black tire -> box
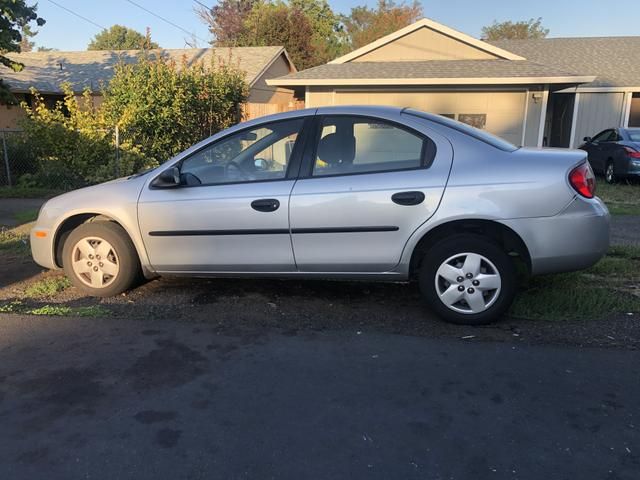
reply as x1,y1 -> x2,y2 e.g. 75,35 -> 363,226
62,221 -> 141,297
605,161 -> 616,184
418,234 -> 517,325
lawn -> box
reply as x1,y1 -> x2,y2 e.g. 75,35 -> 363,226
510,245 -> 640,320
596,181 -> 640,215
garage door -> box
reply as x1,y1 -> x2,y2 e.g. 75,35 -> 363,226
332,91 -> 526,146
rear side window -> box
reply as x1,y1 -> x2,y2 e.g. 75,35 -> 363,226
404,108 -> 518,152
312,116 -> 432,177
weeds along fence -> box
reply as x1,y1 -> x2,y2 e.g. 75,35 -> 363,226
0,102 -> 304,190
1,126 -> 171,190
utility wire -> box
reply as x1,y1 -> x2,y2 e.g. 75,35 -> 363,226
46,0 -> 107,30
124,0 -> 209,45
192,0 -> 210,10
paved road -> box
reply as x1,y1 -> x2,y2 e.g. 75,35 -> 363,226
0,315 -> 638,479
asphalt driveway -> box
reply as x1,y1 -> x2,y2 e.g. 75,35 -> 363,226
0,314 -> 639,479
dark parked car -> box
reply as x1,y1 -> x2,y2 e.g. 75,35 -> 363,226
579,128 -> 640,183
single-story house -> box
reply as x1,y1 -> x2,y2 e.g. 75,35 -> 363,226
268,18 -> 640,148
0,46 -> 297,129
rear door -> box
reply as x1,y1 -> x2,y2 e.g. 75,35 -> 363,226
288,110 -> 453,272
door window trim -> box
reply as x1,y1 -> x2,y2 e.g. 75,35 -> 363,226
298,114 -> 437,180
149,116 -> 314,190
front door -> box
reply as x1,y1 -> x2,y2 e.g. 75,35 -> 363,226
138,117 -> 308,273
289,113 -> 452,272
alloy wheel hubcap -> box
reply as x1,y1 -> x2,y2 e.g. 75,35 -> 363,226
606,165 -> 614,182
71,237 -> 119,288
434,252 -> 501,314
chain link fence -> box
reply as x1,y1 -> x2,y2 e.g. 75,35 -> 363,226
0,126 -> 168,191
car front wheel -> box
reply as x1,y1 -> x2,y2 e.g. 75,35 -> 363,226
605,161 -> 616,184
419,234 -> 517,325
63,221 -> 141,297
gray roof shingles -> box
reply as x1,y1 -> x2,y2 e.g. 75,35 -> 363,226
271,59 -> 585,83
489,37 -> 640,87
1,46 -> 285,94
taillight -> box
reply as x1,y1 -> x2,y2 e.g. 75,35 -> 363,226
624,147 -> 640,159
569,162 -> 595,198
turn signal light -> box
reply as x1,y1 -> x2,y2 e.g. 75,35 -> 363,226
569,162 -> 595,199
34,231 -> 47,238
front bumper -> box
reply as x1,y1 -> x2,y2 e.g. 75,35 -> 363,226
30,226 -> 58,270
502,197 -> 610,275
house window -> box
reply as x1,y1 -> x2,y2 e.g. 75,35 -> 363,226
458,114 -> 487,130
437,113 -> 487,130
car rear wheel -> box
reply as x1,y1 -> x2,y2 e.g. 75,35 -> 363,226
63,221 -> 141,297
605,161 -> 616,184
419,234 -> 517,325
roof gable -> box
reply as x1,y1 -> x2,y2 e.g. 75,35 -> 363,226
331,18 -> 526,64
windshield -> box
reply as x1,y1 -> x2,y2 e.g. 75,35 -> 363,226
403,108 -> 519,152
628,129 -> 640,142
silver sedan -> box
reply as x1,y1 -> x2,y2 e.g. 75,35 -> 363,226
30,106 -> 610,324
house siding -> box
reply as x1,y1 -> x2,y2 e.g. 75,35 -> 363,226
247,55 -> 295,105
351,27 -> 499,62
573,92 -> 625,145
306,87 -> 533,146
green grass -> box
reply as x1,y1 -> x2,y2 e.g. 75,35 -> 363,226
596,181 -> 640,216
0,300 -> 110,317
23,276 -> 72,298
510,245 -> 640,320
13,208 -> 39,225
0,187 -> 62,199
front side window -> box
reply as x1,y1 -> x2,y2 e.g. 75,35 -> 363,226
591,130 -> 614,143
180,118 -> 304,186
312,116 -> 427,177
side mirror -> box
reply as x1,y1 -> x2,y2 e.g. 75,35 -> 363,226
583,136 -> 592,143
254,158 -> 268,171
152,166 -> 181,188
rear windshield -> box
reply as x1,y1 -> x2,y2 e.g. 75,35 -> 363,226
403,108 -> 519,152
628,130 -> 640,142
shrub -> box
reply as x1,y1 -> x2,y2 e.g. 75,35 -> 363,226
16,53 -> 248,189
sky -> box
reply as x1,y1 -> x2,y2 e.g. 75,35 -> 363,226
31,0 -> 640,52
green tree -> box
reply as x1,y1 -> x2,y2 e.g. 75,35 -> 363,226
481,17 -> 549,41
0,0 -> 45,102
289,0 -> 345,63
341,0 -> 422,51
88,25 -> 159,50
239,2 -> 318,69
198,0 -> 341,68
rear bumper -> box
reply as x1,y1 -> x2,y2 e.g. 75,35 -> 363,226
502,197 -> 610,275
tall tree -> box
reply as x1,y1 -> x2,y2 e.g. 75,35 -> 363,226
481,17 -> 549,41
0,0 -> 45,101
88,25 -> 159,50
196,0 -> 258,47
19,24 -> 37,52
240,3 -> 317,69
341,0 -> 422,51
